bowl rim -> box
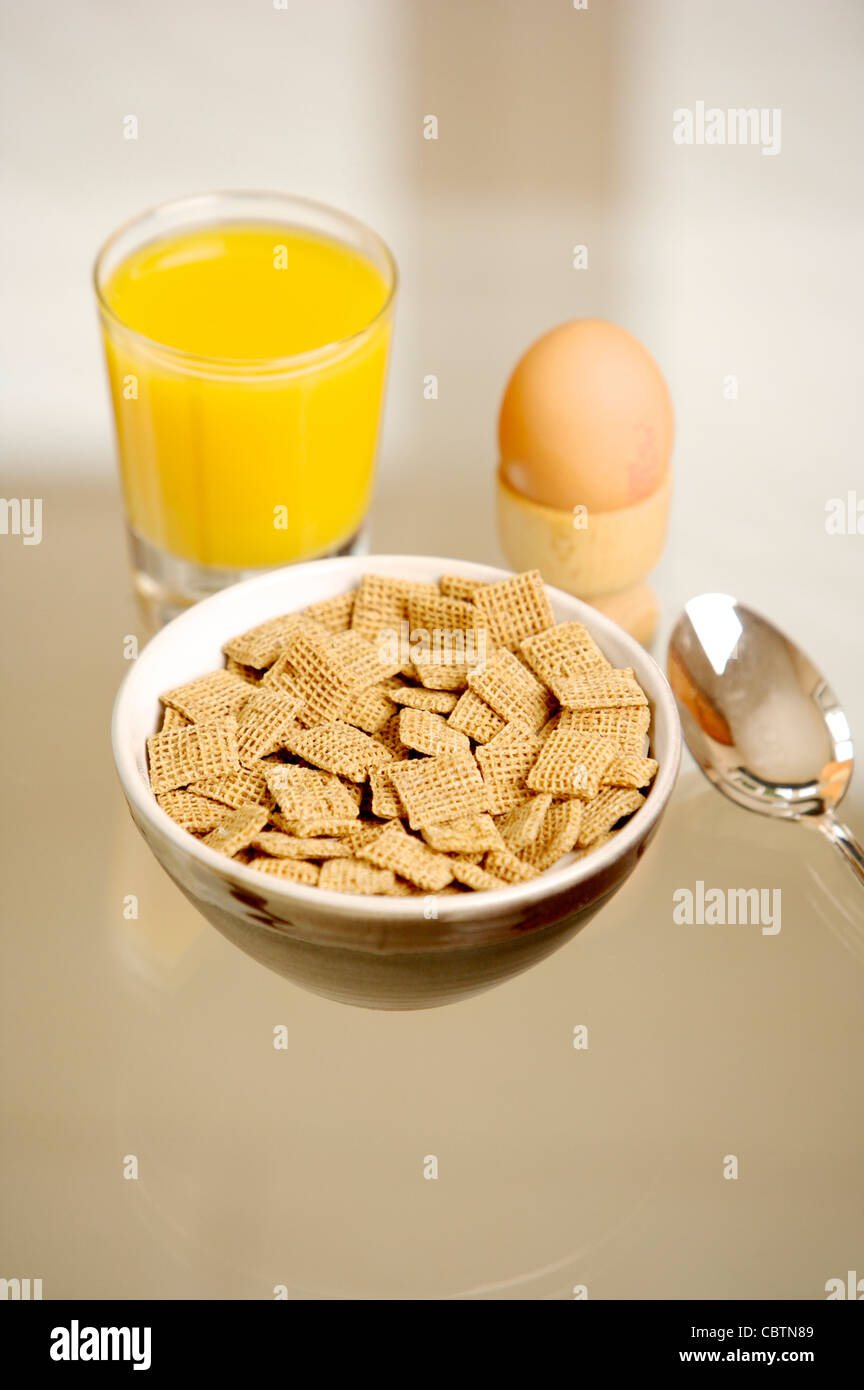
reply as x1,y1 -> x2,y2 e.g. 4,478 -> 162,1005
112,555 -> 681,921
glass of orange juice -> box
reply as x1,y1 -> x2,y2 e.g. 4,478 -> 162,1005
94,192 -> 397,629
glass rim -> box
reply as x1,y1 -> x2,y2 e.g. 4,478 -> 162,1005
92,189 -> 399,373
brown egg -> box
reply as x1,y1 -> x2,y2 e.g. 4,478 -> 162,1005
498,319 -> 674,513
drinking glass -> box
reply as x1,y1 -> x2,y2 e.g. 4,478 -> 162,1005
94,192 -> 397,629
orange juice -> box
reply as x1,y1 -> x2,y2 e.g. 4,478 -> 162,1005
100,221 -> 393,571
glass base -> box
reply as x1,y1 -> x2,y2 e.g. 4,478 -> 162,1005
129,527 -> 369,635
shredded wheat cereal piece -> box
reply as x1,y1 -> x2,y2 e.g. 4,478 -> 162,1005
225,657 -> 262,684
338,777 -> 364,806
251,832 -> 353,860
577,830 -> 616,855
474,724 -> 544,814
283,627 -> 390,725
407,598 -> 492,691
558,705 -> 651,754
341,821 -> 393,854
447,688 -> 505,743
301,590 -> 355,633
449,858 -> 509,892
550,667 -> 648,711
526,731 -> 619,799
147,717 -> 240,794
439,575 -> 486,602
519,622 -> 609,684
397,707 -> 471,757
518,799 -> 584,871
223,613 -> 324,670
263,764 -> 360,823
495,793 -> 553,849
483,846 -> 541,884
350,574 -> 438,644
156,790 -> 236,834
421,814 -> 505,854
160,705 -> 190,730
410,660 -> 474,693
382,876 -> 421,896
372,713 -> 406,759
161,669 -> 251,724
260,654 -> 305,702
271,814 -> 360,837
343,678 -> 401,733
318,858 -> 397,895
411,638 -> 493,691
467,649 -> 554,732
248,857 -> 320,884
358,821 -> 454,892
389,686 -> 460,714
201,803 -> 270,857
578,788 -> 645,846
288,720 -> 393,782
386,750 -> 487,830
407,592 -> 487,635
472,569 -> 554,651
191,762 -> 273,810
537,713 -> 560,743
329,629 -> 403,683
601,753 -> 658,790
369,762 -> 409,819
235,688 -> 305,767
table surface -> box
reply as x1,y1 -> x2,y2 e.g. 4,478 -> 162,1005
1,481 -> 862,1300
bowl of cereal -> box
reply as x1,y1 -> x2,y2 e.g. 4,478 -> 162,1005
112,557 -> 680,1009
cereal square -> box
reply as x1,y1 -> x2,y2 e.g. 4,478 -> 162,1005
161,669 -> 251,723
289,721 -> 394,782
386,751 -> 487,829
201,803 -> 270,858
472,569 -> 554,650
474,724 -> 544,814
447,688 -> 505,744
601,753 -> 659,790
550,667 -> 648,711
526,730 -> 619,799
494,793 -> 553,850
578,788 -> 645,846
301,590 -> 355,633
156,790 -> 236,834
519,622 -> 609,685
483,847 -> 541,883
467,649 -> 554,732
558,705 -> 651,753
263,764 -> 360,822
518,799 -> 584,871
236,688 -> 304,767
249,857 -> 320,884
421,814 -> 505,854
397,707 -> 471,757
358,821 -> 454,892
318,858 -> 398,895
147,717 -> 240,794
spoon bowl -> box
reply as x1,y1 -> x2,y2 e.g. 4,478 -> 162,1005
668,593 -> 863,883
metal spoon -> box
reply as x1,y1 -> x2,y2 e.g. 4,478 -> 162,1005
668,593 -> 864,885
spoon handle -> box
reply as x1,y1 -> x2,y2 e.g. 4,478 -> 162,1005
817,815 -> 864,887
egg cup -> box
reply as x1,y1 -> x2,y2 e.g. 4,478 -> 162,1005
496,466 -> 672,645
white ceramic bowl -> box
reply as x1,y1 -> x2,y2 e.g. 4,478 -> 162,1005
112,556 -> 681,1009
